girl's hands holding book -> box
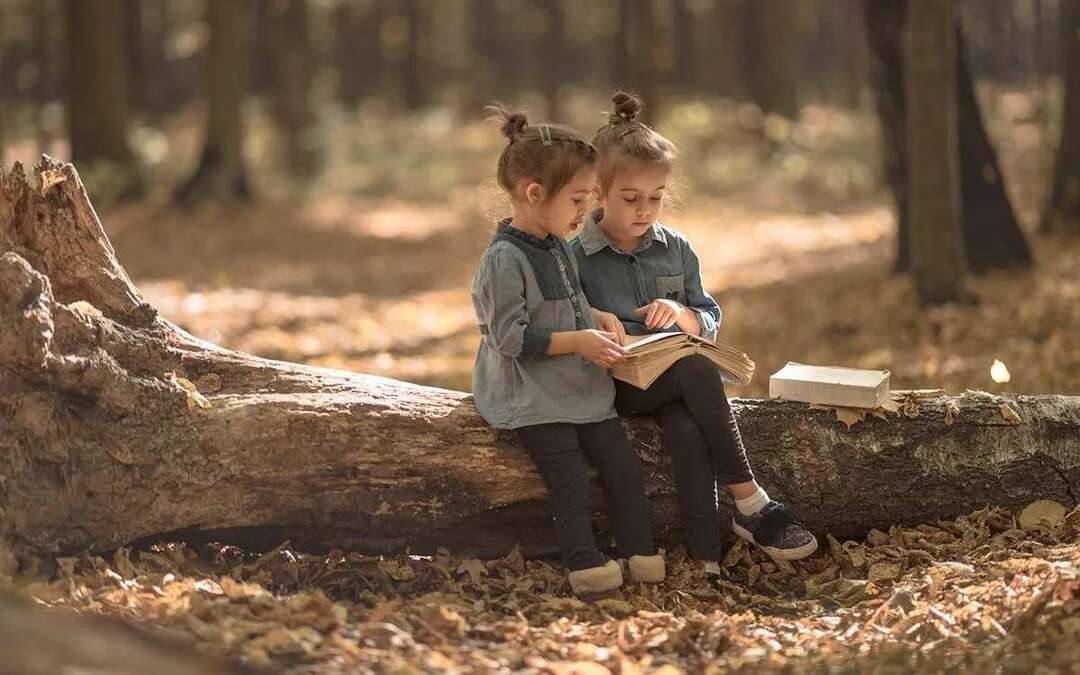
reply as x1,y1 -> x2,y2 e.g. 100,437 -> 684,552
591,309 -> 627,346
574,329 -> 629,369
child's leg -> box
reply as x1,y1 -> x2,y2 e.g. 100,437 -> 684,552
614,354 -> 754,485
576,418 -> 662,581
654,402 -> 723,561
516,423 -> 609,572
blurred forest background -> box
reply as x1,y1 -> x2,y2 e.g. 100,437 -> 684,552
1,0 -> 1078,397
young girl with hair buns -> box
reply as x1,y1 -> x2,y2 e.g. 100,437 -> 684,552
470,105 -> 665,596
572,92 -> 819,579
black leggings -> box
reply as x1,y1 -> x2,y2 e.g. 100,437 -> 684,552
614,354 -> 754,561
516,418 -> 656,571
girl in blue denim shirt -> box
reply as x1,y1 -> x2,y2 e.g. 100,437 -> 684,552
572,92 -> 819,578
470,106 -> 665,595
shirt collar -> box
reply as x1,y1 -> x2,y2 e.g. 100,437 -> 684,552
576,209 -> 667,256
496,218 -> 557,249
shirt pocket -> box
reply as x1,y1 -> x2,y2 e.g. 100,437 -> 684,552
655,273 -> 685,303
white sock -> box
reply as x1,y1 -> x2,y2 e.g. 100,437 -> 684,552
734,485 -> 770,516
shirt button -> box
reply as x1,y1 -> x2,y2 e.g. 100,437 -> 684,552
575,311 -> 582,318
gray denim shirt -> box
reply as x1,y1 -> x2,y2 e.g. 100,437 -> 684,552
571,210 -> 722,341
471,220 -> 617,429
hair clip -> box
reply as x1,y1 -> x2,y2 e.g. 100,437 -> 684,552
539,125 -> 553,146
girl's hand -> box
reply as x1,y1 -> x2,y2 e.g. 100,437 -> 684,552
591,309 -> 627,346
635,298 -> 684,330
574,329 -> 629,369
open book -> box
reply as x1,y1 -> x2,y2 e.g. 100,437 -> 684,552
610,332 -> 755,390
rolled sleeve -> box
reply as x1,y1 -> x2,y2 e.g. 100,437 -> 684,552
682,241 -> 722,342
472,248 -> 548,360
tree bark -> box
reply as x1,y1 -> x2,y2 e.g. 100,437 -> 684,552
173,0 -> 253,205
744,0 -> 800,118
3,158 -> 1079,576
865,1 -> 1033,275
537,0 -> 566,120
1042,0 -> 1080,235
904,0 -> 972,305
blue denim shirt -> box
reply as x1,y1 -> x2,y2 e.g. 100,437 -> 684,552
471,220 -> 617,429
571,210 -> 721,341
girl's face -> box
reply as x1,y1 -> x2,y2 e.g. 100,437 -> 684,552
529,165 -> 597,240
596,162 -> 671,244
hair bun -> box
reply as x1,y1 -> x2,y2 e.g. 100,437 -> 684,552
484,103 -> 530,141
610,91 -> 642,124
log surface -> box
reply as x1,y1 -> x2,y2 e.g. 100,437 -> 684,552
2,158 -> 1078,573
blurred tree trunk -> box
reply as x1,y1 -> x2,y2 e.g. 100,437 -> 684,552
903,0 -> 971,306
35,0 -> 60,156
612,0 -> 632,89
538,0 -> 566,119
64,0 -> 140,196
399,0 -> 425,110
174,0 -> 253,204
866,0 -> 1031,275
708,0 -> 748,99
335,0 -> 384,109
1042,0 -> 1080,235
125,0 -> 169,121
954,26 -> 1032,272
265,0 -> 319,178
672,0 -> 696,91
744,0 -> 799,117
628,0 -> 659,120
864,0 -> 909,271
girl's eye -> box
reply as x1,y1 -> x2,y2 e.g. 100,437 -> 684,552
623,197 -> 636,204
650,196 -> 662,203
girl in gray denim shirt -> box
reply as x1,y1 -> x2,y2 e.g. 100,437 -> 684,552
574,93 -> 820,579
470,106 -> 665,595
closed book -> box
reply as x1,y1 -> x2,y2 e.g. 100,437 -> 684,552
768,362 -> 891,408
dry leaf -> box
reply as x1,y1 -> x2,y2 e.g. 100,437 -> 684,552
868,561 -> 902,583
999,403 -> 1021,425
39,168 -> 66,194
68,300 -> 103,319
990,359 -> 1011,383
458,558 -> 487,584
1018,500 -> 1067,530
944,399 -> 960,425
165,371 -> 211,411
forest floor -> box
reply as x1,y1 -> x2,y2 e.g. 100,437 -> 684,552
8,91 -> 1080,672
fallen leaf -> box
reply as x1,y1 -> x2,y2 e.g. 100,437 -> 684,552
1018,500 -> 1067,530
868,561 -> 902,583
458,558 -> 487,584
68,300 -> 103,319
999,403 -> 1021,425
944,399 -> 960,425
165,372 -> 211,411
990,359 -> 1011,383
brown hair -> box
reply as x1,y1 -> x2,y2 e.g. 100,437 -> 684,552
486,104 -> 597,202
592,92 -> 678,192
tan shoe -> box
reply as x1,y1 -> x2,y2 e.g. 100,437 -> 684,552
627,553 -> 665,583
568,559 -> 623,595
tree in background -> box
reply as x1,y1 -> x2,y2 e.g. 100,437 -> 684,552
903,0 -> 972,306
174,0 -> 253,204
865,0 -> 1032,277
335,0 -> 384,110
64,0 -> 141,197
263,0 -> 320,178
1043,0 -> 1080,235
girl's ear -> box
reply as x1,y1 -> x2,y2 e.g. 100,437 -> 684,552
525,182 -> 546,204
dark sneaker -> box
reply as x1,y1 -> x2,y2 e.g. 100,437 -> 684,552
732,500 -> 818,561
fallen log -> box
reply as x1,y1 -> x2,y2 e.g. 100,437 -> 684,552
1,157 -> 1078,575
0,591 -> 260,675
